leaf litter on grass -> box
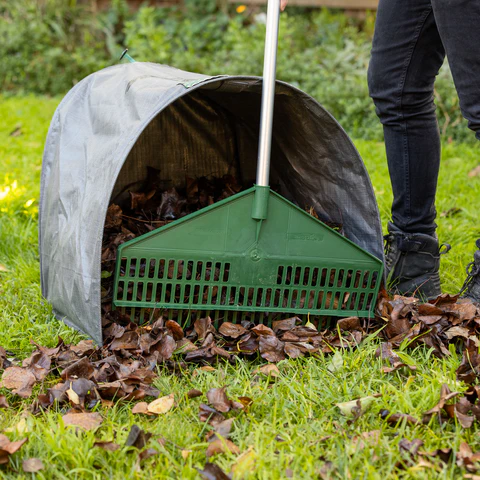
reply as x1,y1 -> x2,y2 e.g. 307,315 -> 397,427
22,458 -> 44,473
0,435 -> 27,465
62,412 -> 103,431
3,285 -> 480,473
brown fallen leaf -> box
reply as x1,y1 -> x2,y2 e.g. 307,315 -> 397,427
468,165 -> 480,177
94,440 -> 121,451
457,409 -> 475,428
337,317 -> 361,331
399,438 -> 424,457
0,264 -> 8,272
206,387 -> 234,413
176,338 -> 198,354
0,395 -> 9,409
417,303 -> 444,315
148,394 -> 175,414
200,366 -> 216,372
457,341 -> 480,384
445,326 -> 472,340
283,343 -> 304,359
69,339 -> 96,357
419,447 -> 453,464
448,397 -> 475,429
61,357 -> 95,380
9,125 -> 22,137
456,441 -> 480,473
22,458 -> 44,473
187,389 -> 203,399
0,347 -> 8,370
22,350 -> 51,382
197,462 -> 230,480
159,335 -> 178,361
0,435 -> 28,465
194,317 -> 215,342
1,366 -> 36,398
199,404 -> 226,426
236,333 -> 259,355
219,322 -> 247,339
251,324 -> 275,336
237,397 -> 253,410
43,378 -> 93,409
206,439 -> 240,457
384,297 -> 417,338
66,387 -> 80,405
62,412 -> 103,431
258,335 -> 286,363
423,384 -> 460,423
376,342 -> 416,373
380,410 -> 420,426
130,190 -> 155,211
418,314 -> 444,325
317,460 -> 335,480
166,320 -> 184,341
109,331 -> 140,351
181,449 -> 191,459
432,293 -> 460,305
139,448 -> 159,462
272,317 -> 299,333
255,364 -> 280,378
207,418 -> 235,443
132,402 -> 151,415
125,425 -> 152,449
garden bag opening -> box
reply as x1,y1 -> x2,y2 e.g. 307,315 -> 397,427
39,62 -> 383,344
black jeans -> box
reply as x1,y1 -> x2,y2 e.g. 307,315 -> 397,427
368,0 -> 480,235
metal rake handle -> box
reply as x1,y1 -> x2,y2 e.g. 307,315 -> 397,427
255,0 -> 281,188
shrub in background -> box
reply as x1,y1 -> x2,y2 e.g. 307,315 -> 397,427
0,0 -> 471,143
1,1 -> 111,94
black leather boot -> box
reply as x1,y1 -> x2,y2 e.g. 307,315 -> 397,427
384,222 -> 450,301
460,239 -> 480,302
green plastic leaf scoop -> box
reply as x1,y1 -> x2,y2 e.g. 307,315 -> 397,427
113,0 -> 384,324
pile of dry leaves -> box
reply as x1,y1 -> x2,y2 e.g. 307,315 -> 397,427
1,291 -> 480,475
0,313 -> 362,406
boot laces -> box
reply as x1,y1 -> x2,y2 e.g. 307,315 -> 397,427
460,261 -> 480,295
383,234 -> 396,269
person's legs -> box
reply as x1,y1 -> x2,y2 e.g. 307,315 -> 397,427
368,0 -> 446,235
430,0 -> 480,300
431,0 -> 480,141
368,0 -> 448,299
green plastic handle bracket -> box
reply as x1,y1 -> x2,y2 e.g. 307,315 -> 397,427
251,185 -> 270,221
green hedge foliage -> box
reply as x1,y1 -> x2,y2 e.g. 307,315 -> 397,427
0,0 -> 472,142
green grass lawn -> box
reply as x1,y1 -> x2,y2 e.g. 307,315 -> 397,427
1,95 -> 480,479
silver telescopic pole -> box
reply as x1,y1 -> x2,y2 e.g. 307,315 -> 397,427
255,0 -> 280,187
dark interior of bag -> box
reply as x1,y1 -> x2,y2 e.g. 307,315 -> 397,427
110,81 -> 334,219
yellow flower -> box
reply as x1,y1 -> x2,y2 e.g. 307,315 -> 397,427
0,187 -> 10,201
236,5 -> 247,13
